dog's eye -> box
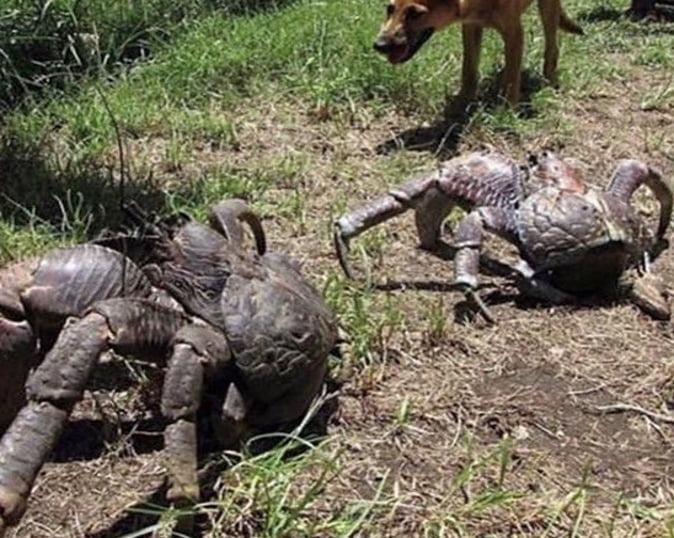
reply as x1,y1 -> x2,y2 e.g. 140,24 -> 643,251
406,8 -> 423,20
386,3 -> 394,16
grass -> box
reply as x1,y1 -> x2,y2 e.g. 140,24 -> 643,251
2,0 -> 674,536
0,0 -> 236,108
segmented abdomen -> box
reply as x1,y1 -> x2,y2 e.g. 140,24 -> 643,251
21,244 -> 152,326
516,187 -> 638,269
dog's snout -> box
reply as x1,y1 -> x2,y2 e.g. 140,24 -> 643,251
373,36 -> 395,53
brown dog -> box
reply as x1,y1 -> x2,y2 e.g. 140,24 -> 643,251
374,0 -> 583,105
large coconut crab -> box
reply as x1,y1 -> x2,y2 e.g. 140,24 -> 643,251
0,199 -> 337,535
334,152 -> 673,322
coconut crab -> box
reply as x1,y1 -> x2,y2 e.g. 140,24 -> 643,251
0,199 -> 337,535
334,152 -> 672,322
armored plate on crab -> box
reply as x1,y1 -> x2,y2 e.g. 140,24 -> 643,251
516,185 -> 649,293
222,267 -> 335,418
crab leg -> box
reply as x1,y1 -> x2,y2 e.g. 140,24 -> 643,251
454,207 -> 516,323
0,259 -> 40,433
0,318 -> 35,433
0,299 -> 187,535
209,199 -> 267,256
510,260 -> 580,304
161,324 -> 230,512
334,152 -> 524,279
334,173 -> 440,278
629,252 -> 671,320
607,160 -> 673,239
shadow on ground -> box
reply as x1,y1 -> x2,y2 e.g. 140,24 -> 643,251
376,68 -> 547,159
83,386 -> 340,538
0,139 -> 166,235
579,4 -> 674,24
361,237 -> 639,325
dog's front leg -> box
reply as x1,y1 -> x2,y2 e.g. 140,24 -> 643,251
538,0 -> 560,85
500,24 -> 524,105
459,24 -> 483,101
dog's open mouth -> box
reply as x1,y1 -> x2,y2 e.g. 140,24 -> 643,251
386,28 -> 434,64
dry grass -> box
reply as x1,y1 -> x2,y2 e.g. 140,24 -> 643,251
2,1 -> 674,536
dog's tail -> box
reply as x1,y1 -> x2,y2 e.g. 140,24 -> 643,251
559,9 -> 584,34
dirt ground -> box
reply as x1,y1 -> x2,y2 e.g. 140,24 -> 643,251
7,61 -> 674,537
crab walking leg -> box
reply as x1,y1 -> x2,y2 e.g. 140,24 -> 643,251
334,153 -> 525,279
453,207 -> 516,322
209,199 -> 267,256
334,173 -> 445,278
0,258 -> 40,433
510,260 -> 579,304
0,299 -> 187,534
607,160 -> 673,239
0,318 -> 35,433
161,324 -> 230,507
454,207 -> 516,287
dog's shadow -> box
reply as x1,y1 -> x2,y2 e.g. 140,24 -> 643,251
222,0 -> 299,16
580,3 -> 674,23
376,68 -> 546,159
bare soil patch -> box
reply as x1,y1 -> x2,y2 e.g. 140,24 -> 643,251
473,363 -> 674,492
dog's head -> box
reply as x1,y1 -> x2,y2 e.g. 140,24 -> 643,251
374,0 -> 458,64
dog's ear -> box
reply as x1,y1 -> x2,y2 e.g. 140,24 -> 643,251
408,3 -> 429,16
405,3 -> 429,23
425,0 -> 461,29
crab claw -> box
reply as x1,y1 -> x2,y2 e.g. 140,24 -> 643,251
630,271 -> 670,321
332,192 -> 409,281
629,252 -> 670,320
465,288 -> 496,324
637,165 -> 673,241
209,199 -> 267,256
607,161 -> 673,241
334,224 -> 355,280
452,282 -> 496,324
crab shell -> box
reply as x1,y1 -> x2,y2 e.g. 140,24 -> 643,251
517,185 -> 649,293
